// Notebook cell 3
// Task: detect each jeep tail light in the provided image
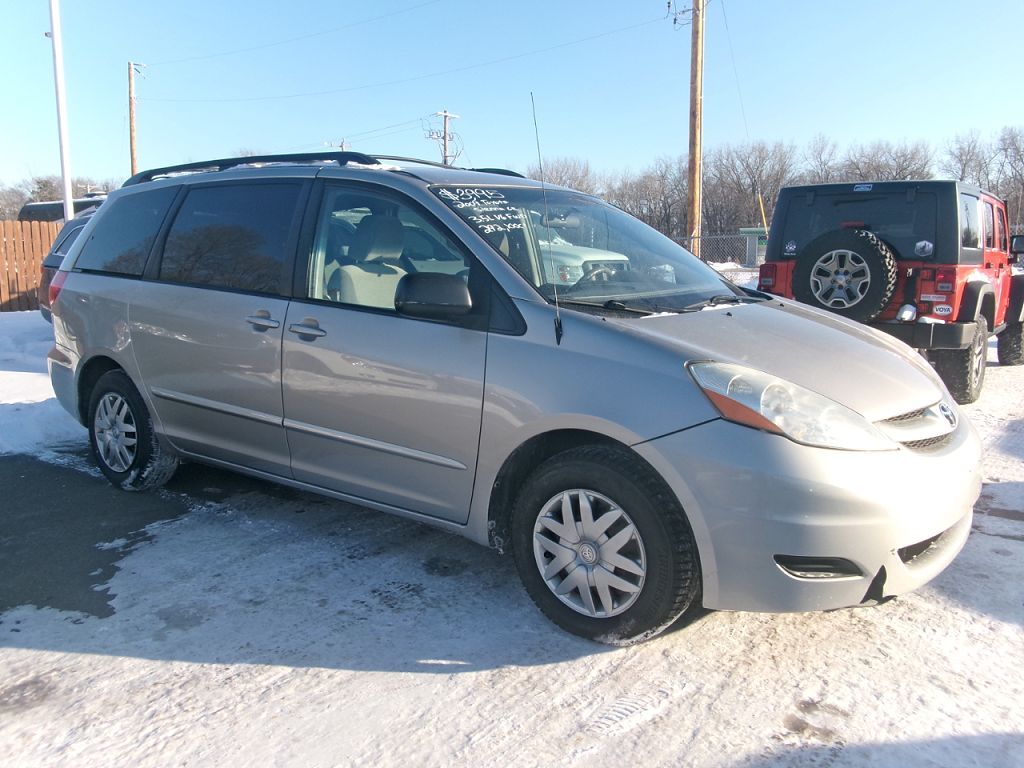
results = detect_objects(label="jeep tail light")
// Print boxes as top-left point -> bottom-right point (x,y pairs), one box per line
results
840,220 -> 866,229
758,263 -> 776,288
935,268 -> 955,293
48,271 -> 68,308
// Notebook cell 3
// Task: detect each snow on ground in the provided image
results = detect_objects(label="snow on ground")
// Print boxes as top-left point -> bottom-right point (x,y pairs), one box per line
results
1,310 -> 1022,767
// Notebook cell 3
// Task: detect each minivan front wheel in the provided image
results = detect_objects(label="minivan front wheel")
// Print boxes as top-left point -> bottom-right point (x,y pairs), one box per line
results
511,445 -> 700,644
88,370 -> 179,491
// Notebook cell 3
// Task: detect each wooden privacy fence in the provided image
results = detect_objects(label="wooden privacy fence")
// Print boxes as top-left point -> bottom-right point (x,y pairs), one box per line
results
0,220 -> 60,312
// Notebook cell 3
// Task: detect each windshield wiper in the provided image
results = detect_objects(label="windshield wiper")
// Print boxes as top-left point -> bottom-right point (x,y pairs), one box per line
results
681,294 -> 766,312
553,298 -> 652,315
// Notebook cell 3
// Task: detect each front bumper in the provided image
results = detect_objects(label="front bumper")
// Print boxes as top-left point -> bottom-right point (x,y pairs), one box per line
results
634,416 -> 982,613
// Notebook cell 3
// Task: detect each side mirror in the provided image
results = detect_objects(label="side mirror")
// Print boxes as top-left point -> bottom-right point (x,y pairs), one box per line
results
395,272 -> 472,319
1011,234 -> 1024,256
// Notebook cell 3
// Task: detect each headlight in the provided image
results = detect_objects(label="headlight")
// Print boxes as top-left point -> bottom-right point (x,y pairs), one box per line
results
688,362 -> 896,451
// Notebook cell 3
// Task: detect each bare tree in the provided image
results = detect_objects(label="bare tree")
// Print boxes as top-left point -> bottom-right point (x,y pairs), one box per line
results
802,134 -> 841,184
703,141 -> 800,234
0,184 -> 29,220
605,156 -> 688,240
996,127 -> 1024,228
525,156 -> 601,194
841,140 -> 933,180
940,132 -> 994,185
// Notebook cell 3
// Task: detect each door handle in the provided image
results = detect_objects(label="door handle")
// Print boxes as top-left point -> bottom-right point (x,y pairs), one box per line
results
246,312 -> 281,330
288,319 -> 327,339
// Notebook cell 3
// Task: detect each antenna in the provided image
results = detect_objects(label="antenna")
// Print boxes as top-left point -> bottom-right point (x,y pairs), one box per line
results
531,92 -> 563,345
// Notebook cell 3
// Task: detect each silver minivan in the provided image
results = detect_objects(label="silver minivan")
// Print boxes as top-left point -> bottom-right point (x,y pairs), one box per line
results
48,153 -> 982,643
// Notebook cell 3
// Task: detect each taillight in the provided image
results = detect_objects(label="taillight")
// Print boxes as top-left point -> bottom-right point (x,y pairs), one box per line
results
935,268 -> 956,293
758,263 -> 776,288
48,271 -> 68,308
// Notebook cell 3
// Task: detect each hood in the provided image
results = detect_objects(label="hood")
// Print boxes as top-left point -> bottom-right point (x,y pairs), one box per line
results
618,300 -> 947,422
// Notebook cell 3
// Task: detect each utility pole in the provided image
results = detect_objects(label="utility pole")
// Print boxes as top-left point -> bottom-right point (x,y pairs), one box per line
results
430,110 -> 460,165
686,0 -> 705,258
128,62 -> 139,175
46,0 -> 74,221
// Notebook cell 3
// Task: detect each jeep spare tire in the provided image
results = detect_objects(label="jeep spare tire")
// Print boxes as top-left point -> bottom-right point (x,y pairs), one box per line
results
792,229 -> 898,322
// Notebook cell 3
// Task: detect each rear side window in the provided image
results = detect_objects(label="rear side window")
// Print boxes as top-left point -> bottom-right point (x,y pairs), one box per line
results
983,201 -> 995,249
959,193 -> 980,249
74,187 -> 177,275
159,183 -> 302,294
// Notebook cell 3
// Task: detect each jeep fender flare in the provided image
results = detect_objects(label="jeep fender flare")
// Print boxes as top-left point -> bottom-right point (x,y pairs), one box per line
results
1007,273 -> 1024,324
957,279 -> 996,328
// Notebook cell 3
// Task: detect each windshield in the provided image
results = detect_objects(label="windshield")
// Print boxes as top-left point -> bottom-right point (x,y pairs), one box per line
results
433,185 -> 741,312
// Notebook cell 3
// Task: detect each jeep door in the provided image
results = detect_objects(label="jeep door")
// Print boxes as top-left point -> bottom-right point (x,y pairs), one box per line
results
130,180 -> 308,474
983,196 -> 1011,327
281,183 -> 487,523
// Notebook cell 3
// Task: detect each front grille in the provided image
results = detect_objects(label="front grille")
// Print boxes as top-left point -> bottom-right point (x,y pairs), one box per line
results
875,400 -> 957,451
882,408 -> 927,424
901,434 -> 954,451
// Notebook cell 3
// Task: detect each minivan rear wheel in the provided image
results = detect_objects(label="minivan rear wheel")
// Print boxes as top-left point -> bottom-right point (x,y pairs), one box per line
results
511,445 -> 700,644
88,370 -> 178,491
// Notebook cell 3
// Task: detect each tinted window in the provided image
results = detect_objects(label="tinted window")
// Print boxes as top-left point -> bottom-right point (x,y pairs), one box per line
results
74,187 -> 177,275
997,207 -> 1008,252
43,220 -> 88,267
960,193 -> 980,249
160,183 -> 302,294
779,191 -> 938,261
983,201 -> 995,249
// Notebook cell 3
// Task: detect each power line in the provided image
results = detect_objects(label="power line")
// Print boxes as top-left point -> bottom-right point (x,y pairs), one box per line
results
147,0 -> 443,67
138,15 -> 666,104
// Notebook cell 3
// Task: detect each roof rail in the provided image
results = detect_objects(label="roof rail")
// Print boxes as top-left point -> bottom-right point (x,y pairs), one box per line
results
371,155 -> 525,178
372,155 -> 451,169
122,151 -> 380,187
468,167 -> 526,178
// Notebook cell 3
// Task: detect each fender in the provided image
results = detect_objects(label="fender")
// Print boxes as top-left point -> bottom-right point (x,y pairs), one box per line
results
957,280 -> 996,325
1008,273 -> 1024,324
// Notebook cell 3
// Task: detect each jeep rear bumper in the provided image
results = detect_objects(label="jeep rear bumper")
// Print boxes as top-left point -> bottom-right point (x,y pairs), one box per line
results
871,320 -> 976,350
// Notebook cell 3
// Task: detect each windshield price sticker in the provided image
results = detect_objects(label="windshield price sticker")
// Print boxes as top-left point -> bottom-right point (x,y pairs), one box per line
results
437,188 -> 508,209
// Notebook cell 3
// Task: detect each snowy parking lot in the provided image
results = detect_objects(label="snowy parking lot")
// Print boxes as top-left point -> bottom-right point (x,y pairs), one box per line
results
1,309 -> 1022,767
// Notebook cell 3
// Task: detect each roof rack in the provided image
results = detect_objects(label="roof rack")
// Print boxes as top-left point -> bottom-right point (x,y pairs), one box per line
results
122,151 -> 380,187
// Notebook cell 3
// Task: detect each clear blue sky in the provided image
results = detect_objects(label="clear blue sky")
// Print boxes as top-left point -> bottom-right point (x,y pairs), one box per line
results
3,0 -> 1023,185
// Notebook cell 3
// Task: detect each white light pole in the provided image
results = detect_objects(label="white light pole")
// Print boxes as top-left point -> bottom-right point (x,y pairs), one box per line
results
47,0 -> 74,221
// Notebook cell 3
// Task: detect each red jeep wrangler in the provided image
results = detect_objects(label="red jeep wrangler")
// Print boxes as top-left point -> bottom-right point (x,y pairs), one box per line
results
758,181 -> 1024,403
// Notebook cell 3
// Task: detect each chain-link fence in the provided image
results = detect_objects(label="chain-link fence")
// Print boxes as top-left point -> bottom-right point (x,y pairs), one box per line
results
678,233 -> 763,288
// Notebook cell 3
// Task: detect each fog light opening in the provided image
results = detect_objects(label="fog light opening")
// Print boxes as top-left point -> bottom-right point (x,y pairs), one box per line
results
774,555 -> 863,580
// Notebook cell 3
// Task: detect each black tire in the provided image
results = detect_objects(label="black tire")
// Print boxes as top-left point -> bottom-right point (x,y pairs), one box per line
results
87,370 -> 178,491
511,445 -> 700,645
997,320 -> 1023,366
931,316 -> 988,404
791,229 -> 898,322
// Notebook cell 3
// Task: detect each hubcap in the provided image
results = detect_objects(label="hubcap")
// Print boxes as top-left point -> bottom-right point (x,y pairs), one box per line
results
93,393 -> 138,472
532,489 -> 646,618
810,249 -> 871,308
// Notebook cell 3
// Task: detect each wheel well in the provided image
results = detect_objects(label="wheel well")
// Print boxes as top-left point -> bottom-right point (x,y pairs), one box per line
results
76,356 -> 123,423
980,291 -> 996,330
486,429 -> 624,552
